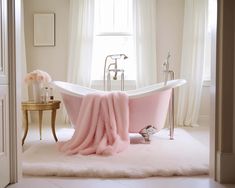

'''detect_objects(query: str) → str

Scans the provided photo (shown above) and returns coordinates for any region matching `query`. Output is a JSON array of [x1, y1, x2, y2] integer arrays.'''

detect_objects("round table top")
[[21, 100, 61, 111]]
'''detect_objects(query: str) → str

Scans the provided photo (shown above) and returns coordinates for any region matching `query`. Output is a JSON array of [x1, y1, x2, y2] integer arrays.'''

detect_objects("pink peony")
[[24, 70, 52, 84]]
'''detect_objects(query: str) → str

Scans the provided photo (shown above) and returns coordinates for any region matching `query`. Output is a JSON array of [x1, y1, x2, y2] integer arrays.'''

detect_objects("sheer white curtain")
[[67, 0, 95, 87], [133, 0, 157, 88], [177, 0, 208, 126]]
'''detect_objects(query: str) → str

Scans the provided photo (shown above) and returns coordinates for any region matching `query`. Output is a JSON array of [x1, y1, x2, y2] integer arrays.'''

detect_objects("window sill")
[[203, 80, 211, 87], [96, 32, 132, 36], [91, 80, 136, 91]]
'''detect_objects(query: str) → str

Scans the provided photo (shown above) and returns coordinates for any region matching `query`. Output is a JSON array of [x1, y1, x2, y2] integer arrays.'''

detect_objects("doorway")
[[11, 1, 233, 184]]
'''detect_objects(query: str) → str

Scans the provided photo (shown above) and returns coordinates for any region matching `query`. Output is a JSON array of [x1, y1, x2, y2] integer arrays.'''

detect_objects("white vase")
[[32, 81, 42, 103]]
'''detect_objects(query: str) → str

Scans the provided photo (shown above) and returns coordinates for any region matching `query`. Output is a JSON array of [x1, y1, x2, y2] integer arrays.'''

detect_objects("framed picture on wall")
[[34, 13, 55, 46]]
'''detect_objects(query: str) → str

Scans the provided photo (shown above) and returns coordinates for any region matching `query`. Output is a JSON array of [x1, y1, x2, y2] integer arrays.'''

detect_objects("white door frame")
[[213, 0, 235, 183], [8, 0, 22, 184]]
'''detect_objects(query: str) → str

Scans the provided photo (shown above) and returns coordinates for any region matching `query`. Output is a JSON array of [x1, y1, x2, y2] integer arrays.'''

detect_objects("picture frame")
[[34, 13, 55, 46]]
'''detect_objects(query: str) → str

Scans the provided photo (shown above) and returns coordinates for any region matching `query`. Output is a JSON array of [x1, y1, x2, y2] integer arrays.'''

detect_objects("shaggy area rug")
[[22, 128, 209, 178]]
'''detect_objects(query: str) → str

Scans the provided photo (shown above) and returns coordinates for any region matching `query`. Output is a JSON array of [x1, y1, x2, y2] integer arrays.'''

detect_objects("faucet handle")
[[167, 51, 171, 60], [163, 51, 171, 71], [163, 51, 171, 85]]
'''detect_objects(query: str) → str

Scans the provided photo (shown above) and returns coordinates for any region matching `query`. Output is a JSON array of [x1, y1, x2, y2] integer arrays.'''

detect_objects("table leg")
[[51, 109, 58, 142], [39, 110, 43, 140], [22, 110, 29, 145]]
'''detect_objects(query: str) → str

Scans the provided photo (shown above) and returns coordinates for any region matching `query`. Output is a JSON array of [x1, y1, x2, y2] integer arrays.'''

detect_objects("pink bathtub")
[[52, 79, 186, 133]]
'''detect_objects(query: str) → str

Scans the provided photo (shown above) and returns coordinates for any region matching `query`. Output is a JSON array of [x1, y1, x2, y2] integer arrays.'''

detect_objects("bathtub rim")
[[51, 79, 186, 99]]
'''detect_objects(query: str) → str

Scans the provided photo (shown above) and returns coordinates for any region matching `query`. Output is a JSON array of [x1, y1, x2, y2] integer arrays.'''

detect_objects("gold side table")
[[21, 100, 61, 145]]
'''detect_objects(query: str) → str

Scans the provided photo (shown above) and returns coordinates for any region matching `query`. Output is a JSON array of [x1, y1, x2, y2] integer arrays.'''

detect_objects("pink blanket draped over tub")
[[58, 92, 130, 155]]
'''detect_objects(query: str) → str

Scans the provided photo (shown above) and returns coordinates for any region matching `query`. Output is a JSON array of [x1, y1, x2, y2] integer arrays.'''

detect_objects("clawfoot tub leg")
[[167, 70, 175, 140], [169, 88, 175, 140]]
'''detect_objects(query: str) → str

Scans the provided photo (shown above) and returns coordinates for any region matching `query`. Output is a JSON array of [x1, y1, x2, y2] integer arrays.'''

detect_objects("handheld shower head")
[[104, 54, 128, 86], [112, 54, 128, 80], [123, 54, 128, 59]]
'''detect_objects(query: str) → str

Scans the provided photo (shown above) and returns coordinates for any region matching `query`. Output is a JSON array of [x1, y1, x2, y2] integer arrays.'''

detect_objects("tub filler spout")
[[103, 54, 128, 91]]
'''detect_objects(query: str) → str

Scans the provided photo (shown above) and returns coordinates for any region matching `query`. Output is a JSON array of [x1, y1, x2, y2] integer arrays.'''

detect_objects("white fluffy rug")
[[22, 128, 209, 178]]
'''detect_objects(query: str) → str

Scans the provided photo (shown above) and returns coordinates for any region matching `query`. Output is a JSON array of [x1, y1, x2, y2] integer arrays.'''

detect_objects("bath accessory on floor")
[[103, 54, 128, 91], [163, 51, 175, 140], [139, 125, 157, 143]]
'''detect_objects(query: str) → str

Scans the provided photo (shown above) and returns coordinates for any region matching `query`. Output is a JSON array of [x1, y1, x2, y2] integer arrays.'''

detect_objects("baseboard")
[[198, 115, 210, 126], [216, 152, 235, 183]]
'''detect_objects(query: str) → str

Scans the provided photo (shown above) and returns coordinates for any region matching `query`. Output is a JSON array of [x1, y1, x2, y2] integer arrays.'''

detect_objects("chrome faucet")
[[163, 51, 173, 85], [103, 54, 128, 91]]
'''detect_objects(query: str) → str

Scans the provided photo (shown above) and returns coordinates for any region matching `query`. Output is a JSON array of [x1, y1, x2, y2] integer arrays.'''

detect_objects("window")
[[203, 0, 217, 81], [91, 0, 136, 81]]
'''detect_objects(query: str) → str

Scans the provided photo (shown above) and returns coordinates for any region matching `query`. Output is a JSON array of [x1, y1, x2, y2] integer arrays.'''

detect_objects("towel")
[[58, 92, 130, 155]]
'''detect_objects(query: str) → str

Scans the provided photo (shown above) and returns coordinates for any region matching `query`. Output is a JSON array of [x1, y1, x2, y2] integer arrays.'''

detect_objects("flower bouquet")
[[24, 70, 52, 102], [24, 69, 52, 84]]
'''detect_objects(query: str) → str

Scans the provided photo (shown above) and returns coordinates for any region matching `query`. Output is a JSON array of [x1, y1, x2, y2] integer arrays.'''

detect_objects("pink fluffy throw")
[[58, 92, 129, 155]]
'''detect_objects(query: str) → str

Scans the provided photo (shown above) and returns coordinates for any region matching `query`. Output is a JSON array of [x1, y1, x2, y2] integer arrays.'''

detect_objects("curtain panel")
[[67, 0, 95, 87], [177, 0, 208, 126], [133, 0, 157, 88]]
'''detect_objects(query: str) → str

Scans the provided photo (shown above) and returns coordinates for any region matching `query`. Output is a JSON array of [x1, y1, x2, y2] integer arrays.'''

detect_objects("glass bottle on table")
[[44, 87, 49, 103], [49, 87, 54, 102]]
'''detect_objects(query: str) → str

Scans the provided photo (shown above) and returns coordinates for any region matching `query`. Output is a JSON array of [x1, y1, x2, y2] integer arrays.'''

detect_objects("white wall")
[[23, 0, 210, 126], [156, 0, 184, 81], [24, 0, 69, 123]]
